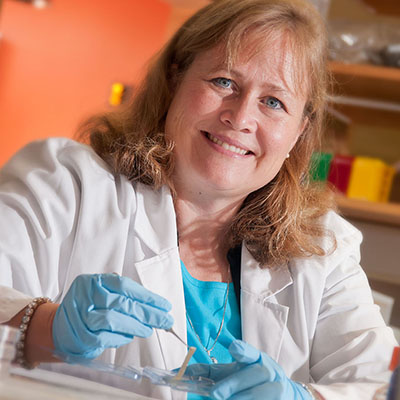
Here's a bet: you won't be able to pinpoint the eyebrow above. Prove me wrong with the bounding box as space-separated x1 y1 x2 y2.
210 65 295 97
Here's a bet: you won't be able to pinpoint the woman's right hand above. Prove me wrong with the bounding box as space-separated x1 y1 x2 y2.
52 273 174 359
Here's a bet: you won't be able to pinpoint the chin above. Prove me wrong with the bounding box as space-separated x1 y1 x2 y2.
204 178 255 198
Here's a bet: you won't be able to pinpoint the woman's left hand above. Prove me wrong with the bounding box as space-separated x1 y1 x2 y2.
184 340 312 400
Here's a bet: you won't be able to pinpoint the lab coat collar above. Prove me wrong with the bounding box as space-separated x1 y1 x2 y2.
240 244 293 298
241 244 293 362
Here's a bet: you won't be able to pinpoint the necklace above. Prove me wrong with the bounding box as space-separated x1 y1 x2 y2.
186 278 230 364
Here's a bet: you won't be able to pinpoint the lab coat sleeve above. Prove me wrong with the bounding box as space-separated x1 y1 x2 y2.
0 138 115 323
308 212 397 398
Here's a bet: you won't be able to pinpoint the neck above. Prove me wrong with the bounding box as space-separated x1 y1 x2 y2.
173 187 244 282
174 192 243 244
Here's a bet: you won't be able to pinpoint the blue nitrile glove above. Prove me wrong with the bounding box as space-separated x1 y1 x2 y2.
184 340 312 400
52 273 174 359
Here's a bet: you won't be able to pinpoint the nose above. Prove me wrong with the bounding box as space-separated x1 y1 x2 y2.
219 96 258 133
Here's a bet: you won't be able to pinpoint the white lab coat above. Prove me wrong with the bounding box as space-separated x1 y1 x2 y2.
0 138 397 400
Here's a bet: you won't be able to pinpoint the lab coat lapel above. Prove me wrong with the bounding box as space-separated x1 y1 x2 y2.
133 183 187 371
241 244 292 362
134 248 187 371
133 183 178 255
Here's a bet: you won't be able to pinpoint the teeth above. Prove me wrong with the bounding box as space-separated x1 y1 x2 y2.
207 133 248 155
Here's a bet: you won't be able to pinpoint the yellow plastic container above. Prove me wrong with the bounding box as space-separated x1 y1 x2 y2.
109 82 124 106
347 157 395 202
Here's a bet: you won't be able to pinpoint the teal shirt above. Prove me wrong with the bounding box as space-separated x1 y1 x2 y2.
180 261 242 399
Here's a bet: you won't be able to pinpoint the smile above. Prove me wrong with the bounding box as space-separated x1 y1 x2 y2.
204 132 250 155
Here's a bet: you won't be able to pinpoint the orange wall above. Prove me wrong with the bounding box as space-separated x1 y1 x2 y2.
0 0 171 165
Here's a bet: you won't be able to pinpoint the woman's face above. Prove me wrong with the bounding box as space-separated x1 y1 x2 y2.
165 33 308 202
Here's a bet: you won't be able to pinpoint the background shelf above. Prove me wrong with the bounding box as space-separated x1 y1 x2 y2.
336 196 400 227
329 62 400 103
329 61 400 224
329 62 400 128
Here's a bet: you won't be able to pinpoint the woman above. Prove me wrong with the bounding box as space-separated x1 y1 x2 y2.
0 0 397 399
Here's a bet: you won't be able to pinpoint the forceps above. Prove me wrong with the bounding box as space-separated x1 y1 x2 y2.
166 328 189 348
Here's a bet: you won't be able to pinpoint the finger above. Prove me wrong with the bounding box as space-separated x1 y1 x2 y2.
184 362 240 381
84 309 156 338
120 299 174 329
92 329 134 349
229 340 261 364
99 274 172 312
228 382 286 400
181 363 211 377
89 287 174 330
211 364 269 400
229 341 281 382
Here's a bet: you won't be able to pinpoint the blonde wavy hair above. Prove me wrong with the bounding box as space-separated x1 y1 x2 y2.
79 0 336 266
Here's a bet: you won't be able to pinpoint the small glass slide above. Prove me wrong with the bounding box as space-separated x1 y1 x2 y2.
142 366 215 397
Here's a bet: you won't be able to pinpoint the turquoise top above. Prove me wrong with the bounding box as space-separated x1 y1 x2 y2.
180 260 242 400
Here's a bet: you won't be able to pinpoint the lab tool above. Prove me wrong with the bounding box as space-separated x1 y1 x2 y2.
166 328 189 348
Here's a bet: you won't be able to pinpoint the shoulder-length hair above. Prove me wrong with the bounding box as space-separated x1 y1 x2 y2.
79 0 336 267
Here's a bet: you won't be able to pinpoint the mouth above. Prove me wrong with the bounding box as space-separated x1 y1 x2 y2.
202 131 253 156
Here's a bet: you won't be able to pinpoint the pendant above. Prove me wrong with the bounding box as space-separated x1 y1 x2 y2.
206 350 218 364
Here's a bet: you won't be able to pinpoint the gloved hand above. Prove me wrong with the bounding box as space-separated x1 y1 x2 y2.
52 273 174 359
184 340 312 400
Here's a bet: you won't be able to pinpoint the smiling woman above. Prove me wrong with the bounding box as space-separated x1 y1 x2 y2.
83 0 332 267
0 1 398 400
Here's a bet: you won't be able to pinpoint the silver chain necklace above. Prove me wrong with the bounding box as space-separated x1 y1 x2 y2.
186 279 230 364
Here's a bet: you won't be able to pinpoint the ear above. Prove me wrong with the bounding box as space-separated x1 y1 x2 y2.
289 116 309 152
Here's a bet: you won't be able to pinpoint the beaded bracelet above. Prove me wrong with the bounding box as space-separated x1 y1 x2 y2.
14 296 52 369
298 382 324 400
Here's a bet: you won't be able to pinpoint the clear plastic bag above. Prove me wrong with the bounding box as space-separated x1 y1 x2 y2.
21 343 213 396
142 366 215 397
328 18 400 67
48 353 215 396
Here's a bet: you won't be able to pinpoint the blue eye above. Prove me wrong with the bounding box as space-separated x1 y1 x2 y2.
265 97 284 110
213 77 232 88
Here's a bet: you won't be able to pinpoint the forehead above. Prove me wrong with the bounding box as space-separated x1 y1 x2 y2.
189 31 310 98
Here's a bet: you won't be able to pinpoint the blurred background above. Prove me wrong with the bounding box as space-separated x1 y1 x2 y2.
0 0 399 336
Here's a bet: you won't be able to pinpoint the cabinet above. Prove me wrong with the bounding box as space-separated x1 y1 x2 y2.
328 61 400 227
